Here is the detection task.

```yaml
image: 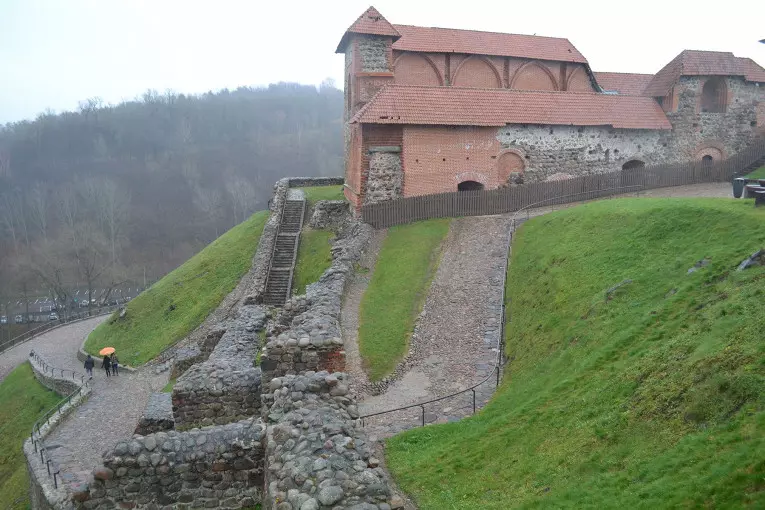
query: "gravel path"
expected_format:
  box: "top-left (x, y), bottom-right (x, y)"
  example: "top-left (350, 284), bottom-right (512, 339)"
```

top-left (341, 228), bottom-right (387, 398)
top-left (359, 215), bottom-right (512, 439)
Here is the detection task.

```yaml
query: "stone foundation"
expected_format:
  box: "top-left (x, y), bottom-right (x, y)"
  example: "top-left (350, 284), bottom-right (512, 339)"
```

top-left (309, 200), bottom-right (351, 230)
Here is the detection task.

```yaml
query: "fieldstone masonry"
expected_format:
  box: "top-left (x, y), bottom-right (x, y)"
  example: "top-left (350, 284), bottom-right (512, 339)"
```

top-left (309, 201), bottom-right (350, 230)
top-left (135, 393), bottom-right (175, 436)
top-left (172, 305), bottom-right (267, 428)
top-left (81, 419), bottom-right (265, 509)
top-left (358, 38), bottom-right (390, 73)
top-left (365, 148), bottom-right (402, 204)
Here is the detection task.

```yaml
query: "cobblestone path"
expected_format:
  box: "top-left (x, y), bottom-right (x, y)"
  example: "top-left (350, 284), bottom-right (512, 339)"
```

top-left (358, 215), bottom-right (512, 440)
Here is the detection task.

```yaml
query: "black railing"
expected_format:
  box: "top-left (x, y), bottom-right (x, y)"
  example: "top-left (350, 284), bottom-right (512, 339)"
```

top-left (28, 351), bottom-right (91, 490)
top-left (0, 305), bottom-right (120, 356)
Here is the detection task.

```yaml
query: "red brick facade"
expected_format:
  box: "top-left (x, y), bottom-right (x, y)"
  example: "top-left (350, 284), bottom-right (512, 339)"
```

top-left (337, 7), bottom-right (765, 207)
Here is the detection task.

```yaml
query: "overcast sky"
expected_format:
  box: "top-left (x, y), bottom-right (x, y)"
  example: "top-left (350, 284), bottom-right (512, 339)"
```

top-left (2, 0), bottom-right (764, 124)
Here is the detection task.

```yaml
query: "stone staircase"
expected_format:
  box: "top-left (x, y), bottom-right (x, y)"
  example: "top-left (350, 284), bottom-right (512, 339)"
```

top-left (262, 198), bottom-right (306, 306)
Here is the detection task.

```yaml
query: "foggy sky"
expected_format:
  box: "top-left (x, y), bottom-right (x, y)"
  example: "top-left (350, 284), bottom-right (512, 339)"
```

top-left (2, 0), bottom-right (764, 124)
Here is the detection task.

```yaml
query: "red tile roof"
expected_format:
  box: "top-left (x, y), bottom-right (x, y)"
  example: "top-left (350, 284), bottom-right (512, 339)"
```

top-left (644, 50), bottom-right (765, 96)
top-left (336, 6), bottom-right (400, 53)
top-left (352, 85), bottom-right (671, 130)
top-left (594, 72), bottom-right (654, 95)
top-left (391, 24), bottom-right (587, 64)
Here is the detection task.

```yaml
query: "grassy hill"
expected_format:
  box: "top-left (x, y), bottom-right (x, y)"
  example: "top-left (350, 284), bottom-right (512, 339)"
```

top-left (85, 211), bottom-right (269, 366)
top-left (0, 363), bottom-right (61, 510)
top-left (386, 198), bottom-right (765, 509)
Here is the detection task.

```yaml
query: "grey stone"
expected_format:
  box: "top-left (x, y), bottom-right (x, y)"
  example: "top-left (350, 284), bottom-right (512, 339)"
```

top-left (318, 486), bottom-right (344, 506)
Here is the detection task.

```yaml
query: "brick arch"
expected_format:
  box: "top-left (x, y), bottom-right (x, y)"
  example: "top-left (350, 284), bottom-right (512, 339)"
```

top-left (510, 61), bottom-right (559, 91)
top-left (452, 56), bottom-right (502, 88)
top-left (497, 149), bottom-right (526, 182)
top-left (454, 171), bottom-right (489, 185)
top-left (566, 66), bottom-right (592, 92)
top-left (393, 53), bottom-right (443, 86)
top-left (693, 141), bottom-right (726, 162)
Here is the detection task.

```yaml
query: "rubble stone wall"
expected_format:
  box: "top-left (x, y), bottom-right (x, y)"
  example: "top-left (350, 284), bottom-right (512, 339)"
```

top-left (172, 305), bottom-right (267, 428)
top-left (81, 419), bottom-right (265, 509)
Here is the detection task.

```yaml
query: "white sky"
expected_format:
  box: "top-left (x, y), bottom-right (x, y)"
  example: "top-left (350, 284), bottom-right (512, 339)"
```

top-left (1, 0), bottom-right (764, 124)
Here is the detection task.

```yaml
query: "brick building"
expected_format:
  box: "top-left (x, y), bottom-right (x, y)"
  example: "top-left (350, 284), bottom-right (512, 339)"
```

top-left (339, 6), bottom-right (765, 209)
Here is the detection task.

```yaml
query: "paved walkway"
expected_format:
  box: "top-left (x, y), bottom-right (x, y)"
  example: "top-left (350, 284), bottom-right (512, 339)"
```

top-left (358, 215), bottom-right (512, 439)
top-left (0, 315), bottom-right (168, 493)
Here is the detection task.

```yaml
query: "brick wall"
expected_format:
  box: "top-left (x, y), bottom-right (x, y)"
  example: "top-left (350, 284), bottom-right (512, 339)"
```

top-left (393, 52), bottom-right (444, 86)
top-left (566, 65), bottom-right (593, 92)
top-left (359, 124), bottom-right (403, 203)
top-left (402, 126), bottom-right (501, 195)
top-left (452, 56), bottom-right (503, 88)
top-left (510, 61), bottom-right (559, 91)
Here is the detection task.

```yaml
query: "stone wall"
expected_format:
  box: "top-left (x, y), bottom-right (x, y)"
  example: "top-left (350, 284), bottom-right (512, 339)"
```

top-left (665, 76), bottom-right (764, 161)
top-left (249, 179), bottom-right (289, 305)
top-left (288, 177), bottom-right (344, 188)
top-left (365, 148), bottom-right (402, 204)
top-left (496, 124), bottom-right (670, 183)
top-left (309, 201), bottom-right (350, 230)
top-left (262, 372), bottom-right (401, 510)
top-left (358, 37), bottom-right (390, 73)
top-left (80, 419), bottom-right (265, 509)
top-left (135, 393), bottom-right (175, 436)
top-left (259, 221), bottom-right (372, 384)
top-left (172, 305), bottom-right (266, 428)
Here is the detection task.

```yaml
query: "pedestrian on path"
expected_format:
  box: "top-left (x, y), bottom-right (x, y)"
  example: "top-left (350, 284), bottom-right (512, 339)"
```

top-left (111, 353), bottom-right (119, 376)
top-left (84, 354), bottom-right (95, 378)
top-left (102, 354), bottom-right (111, 377)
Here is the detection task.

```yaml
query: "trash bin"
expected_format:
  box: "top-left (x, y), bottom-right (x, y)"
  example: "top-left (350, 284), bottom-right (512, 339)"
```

top-left (732, 177), bottom-right (746, 198)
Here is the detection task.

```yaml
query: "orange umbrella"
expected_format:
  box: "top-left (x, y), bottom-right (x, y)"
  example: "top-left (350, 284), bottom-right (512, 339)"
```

top-left (99, 347), bottom-right (115, 356)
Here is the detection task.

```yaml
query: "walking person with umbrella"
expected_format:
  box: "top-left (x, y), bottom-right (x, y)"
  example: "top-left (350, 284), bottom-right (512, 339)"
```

top-left (100, 347), bottom-right (115, 377)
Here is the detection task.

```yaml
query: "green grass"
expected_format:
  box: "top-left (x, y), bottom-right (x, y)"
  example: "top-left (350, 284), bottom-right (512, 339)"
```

top-left (162, 379), bottom-right (176, 393)
top-left (85, 211), bottom-right (269, 366)
top-left (293, 229), bottom-right (335, 296)
top-left (359, 219), bottom-right (451, 381)
top-left (386, 198), bottom-right (765, 509)
top-left (0, 363), bottom-right (61, 510)
top-left (745, 166), bottom-right (765, 179)
top-left (296, 185), bottom-right (345, 206)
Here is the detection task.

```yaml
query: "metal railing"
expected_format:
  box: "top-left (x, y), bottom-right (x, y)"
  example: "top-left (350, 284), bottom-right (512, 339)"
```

top-left (28, 350), bottom-right (91, 490)
top-left (0, 305), bottom-right (120, 356)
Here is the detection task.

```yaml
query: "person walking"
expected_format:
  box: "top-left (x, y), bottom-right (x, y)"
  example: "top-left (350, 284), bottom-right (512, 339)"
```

top-left (102, 354), bottom-right (111, 377)
top-left (111, 353), bottom-right (119, 376)
top-left (84, 354), bottom-right (95, 379)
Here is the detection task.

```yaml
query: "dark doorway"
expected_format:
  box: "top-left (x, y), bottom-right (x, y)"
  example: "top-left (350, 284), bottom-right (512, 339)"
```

top-left (622, 159), bottom-right (645, 171)
top-left (458, 180), bottom-right (484, 191)
top-left (702, 155), bottom-right (714, 164)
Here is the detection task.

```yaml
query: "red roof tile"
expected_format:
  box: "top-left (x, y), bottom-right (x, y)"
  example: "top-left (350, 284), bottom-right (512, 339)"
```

top-left (594, 72), bottom-right (654, 95)
top-left (352, 85), bottom-right (671, 130)
top-left (644, 50), bottom-right (765, 96)
top-left (336, 6), bottom-right (400, 53)
top-left (391, 24), bottom-right (587, 63)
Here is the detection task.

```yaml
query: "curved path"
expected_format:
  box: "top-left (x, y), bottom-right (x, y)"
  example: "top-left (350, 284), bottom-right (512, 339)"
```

top-left (0, 315), bottom-right (168, 492)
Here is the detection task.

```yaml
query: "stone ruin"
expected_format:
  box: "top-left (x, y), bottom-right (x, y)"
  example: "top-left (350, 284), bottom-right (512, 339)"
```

top-left (26, 177), bottom-right (401, 510)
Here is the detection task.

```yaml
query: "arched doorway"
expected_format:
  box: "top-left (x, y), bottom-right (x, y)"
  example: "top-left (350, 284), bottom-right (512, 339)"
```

top-left (458, 180), bottom-right (484, 191)
top-left (622, 159), bottom-right (645, 171)
top-left (701, 78), bottom-right (727, 113)
top-left (702, 155), bottom-right (714, 164)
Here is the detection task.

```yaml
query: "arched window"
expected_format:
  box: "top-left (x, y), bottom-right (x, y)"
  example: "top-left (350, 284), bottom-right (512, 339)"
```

top-left (458, 180), bottom-right (484, 191)
top-left (622, 160), bottom-right (645, 171)
top-left (701, 78), bottom-right (727, 113)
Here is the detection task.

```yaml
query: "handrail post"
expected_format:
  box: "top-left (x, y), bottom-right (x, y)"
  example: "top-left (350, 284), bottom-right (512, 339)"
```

top-left (472, 389), bottom-right (476, 414)
top-left (420, 405), bottom-right (425, 427)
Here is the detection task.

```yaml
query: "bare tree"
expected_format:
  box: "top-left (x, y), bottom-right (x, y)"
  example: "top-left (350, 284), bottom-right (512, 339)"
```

top-left (225, 174), bottom-right (255, 225)
top-left (27, 182), bottom-right (49, 242)
top-left (0, 193), bottom-right (18, 252)
top-left (192, 184), bottom-right (223, 238)
top-left (81, 177), bottom-right (130, 267)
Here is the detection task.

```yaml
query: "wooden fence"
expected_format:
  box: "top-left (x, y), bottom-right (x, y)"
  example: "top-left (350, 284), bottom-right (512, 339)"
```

top-left (361, 139), bottom-right (765, 228)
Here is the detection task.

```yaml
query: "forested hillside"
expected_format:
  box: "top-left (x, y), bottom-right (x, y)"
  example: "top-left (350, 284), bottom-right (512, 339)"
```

top-left (0, 82), bottom-right (342, 308)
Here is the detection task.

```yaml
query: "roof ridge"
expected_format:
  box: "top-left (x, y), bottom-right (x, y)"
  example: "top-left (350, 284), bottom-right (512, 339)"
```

top-left (392, 23), bottom-right (573, 42)
top-left (382, 84), bottom-right (618, 96)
